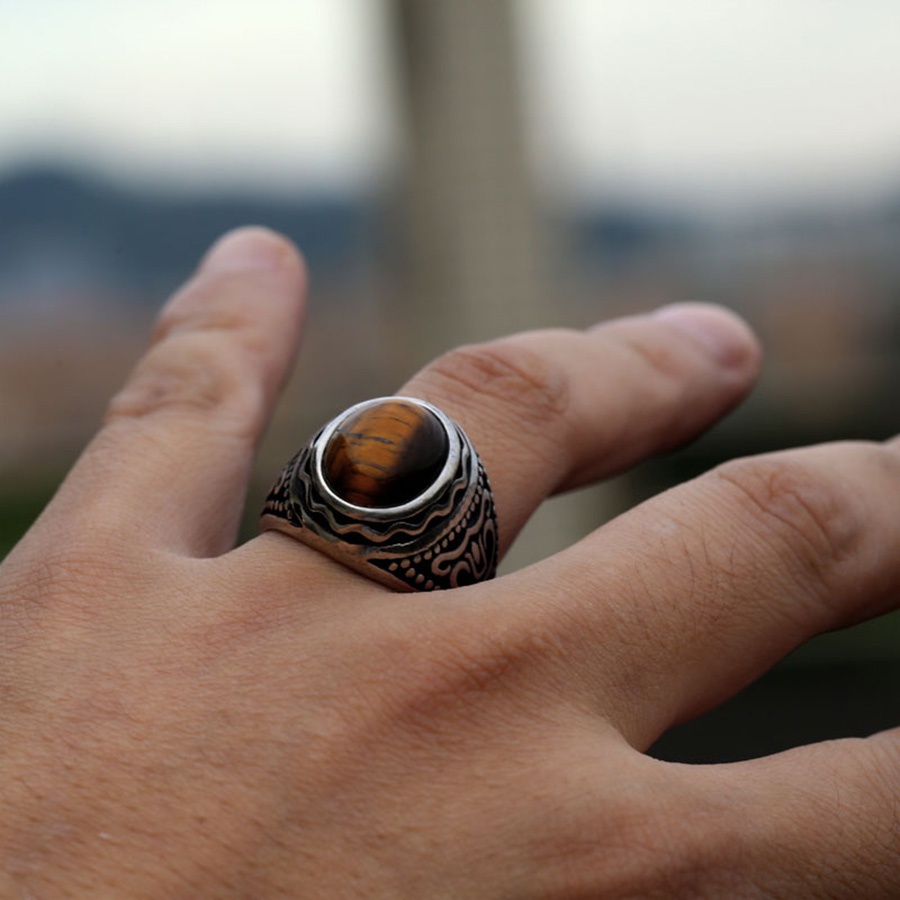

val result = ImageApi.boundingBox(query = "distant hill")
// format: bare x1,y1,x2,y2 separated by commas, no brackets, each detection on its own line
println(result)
4,163,900,316
0,166,380,306
0,165,716,306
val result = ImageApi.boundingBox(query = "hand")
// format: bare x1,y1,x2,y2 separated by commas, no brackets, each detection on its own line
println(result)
1,227,897,898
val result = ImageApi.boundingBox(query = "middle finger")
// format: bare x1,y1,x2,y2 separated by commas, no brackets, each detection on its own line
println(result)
513,438,900,748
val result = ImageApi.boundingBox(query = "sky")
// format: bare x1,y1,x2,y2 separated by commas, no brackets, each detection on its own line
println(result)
2,0,900,207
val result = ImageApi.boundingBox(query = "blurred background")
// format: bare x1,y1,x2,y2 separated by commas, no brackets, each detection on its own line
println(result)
0,0,897,761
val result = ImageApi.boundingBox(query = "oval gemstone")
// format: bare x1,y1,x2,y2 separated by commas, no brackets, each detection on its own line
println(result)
322,400,449,508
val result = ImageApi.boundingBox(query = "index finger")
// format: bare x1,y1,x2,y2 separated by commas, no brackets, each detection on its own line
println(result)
16,228,307,559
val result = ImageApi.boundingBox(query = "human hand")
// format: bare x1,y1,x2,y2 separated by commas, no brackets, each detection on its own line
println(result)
1,227,897,898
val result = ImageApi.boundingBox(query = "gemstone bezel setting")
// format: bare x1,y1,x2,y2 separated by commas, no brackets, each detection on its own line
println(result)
311,397,461,520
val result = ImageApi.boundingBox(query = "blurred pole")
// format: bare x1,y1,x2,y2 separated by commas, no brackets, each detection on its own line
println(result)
389,0,592,571
391,0,546,363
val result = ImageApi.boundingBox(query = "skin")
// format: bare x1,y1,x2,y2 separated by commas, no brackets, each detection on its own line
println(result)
0,226,897,898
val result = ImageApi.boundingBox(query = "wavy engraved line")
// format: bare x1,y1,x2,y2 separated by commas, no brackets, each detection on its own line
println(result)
280,422,488,568
294,446,475,548
300,475,467,544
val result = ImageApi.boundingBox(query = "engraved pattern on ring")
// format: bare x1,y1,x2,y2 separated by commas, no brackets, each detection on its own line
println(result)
262,416,499,592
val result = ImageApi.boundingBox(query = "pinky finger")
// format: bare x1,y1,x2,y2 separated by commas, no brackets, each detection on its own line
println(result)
692,728,900,898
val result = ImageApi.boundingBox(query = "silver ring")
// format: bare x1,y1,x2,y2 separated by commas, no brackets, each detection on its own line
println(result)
260,397,499,591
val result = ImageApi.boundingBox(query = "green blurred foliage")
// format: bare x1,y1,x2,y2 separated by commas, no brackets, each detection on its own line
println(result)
0,476,59,561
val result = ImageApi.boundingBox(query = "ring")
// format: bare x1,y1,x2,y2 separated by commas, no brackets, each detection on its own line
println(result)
260,397,499,591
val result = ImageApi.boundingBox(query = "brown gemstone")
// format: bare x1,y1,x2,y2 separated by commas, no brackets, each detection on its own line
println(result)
322,400,449,508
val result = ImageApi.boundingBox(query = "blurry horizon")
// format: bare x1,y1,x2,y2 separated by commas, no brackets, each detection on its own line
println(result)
3,1,900,210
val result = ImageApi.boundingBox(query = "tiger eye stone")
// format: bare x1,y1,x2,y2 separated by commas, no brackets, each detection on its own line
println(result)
322,400,449,508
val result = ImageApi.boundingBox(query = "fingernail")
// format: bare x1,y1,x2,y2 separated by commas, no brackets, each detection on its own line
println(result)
654,303,759,369
200,227,291,274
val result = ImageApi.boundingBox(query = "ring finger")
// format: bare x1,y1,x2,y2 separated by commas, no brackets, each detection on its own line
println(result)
396,303,761,556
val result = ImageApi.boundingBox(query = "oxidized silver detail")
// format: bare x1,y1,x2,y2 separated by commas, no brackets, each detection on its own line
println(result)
260,397,498,591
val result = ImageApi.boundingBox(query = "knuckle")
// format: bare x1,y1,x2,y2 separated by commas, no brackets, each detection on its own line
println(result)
153,275,262,347
367,615,555,734
7,540,139,631
424,337,573,435
105,332,260,431
386,638,518,727
713,452,863,580
615,327,693,389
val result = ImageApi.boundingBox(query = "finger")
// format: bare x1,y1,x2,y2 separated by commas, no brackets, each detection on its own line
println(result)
685,729,900,897
398,303,761,556
510,438,900,746
34,227,307,557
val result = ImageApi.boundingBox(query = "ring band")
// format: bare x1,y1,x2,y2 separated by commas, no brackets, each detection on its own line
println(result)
260,397,499,591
